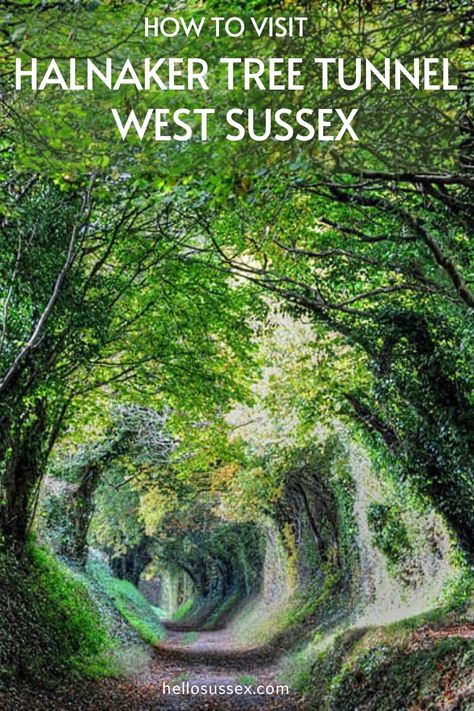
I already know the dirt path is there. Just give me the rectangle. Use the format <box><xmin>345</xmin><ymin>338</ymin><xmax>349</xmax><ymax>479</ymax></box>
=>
<box><xmin>0</xmin><ymin>626</ymin><xmax>301</xmax><ymax>710</ymax></box>
<box><xmin>2</xmin><ymin>622</ymin><xmax>473</xmax><ymax>709</ymax></box>
<box><xmin>139</xmin><ymin>626</ymin><xmax>298</xmax><ymax>707</ymax></box>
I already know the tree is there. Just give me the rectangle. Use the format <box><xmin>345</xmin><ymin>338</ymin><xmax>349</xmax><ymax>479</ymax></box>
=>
<box><xmin>184</xmin><ymin>1</ymin><xmax>474</xmax><ymax>554</ymax></box>
<box><xmin>0</xmin><ymin>174</ymin><xmax>255</xmax><ymax>549</ymax></box>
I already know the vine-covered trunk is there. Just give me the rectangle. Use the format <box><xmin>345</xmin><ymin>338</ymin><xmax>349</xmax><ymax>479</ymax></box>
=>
<box><xmin>63</xmin><ymin>464</ymin><xmax>101</xmax><ymax>565</ymax></box>
<box><xmin>1</xmin><ymin>400</ymin><xmax>47</xmax><ymax>548</ymax></box>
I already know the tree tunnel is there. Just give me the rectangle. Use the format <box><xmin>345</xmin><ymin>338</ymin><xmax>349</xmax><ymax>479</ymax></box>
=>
<box><xmin>41</xmin><ymin>420</ymin><xmax>360</xmax><ymax>635</ymax></box>
<box><xmin>136</xmin><ymin>518</ymin><xmax>265</xmax><ymax>629</ymax></box>
<box><xmin>97</xmin><ymin>441</ymin><xmax>358</xmax><ymax>633</ymax></box>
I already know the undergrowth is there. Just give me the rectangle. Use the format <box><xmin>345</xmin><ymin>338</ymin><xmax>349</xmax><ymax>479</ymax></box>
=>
<box><xmin>202</xmin><ymin>591</ymin><xmax>241</xmax><ymax>629</ymax></box>
<box><xmin>285</xmin><ymin>570</ymin><xmax>474</xmax><ymax>710</ymax></box>
<box><xmin>308</xmin><ymin>632</ymin><xmax>474</xmax><ymax>710</ymax></box>
<box><xmin>0</xmin><ymin>542</ymin><xmax>112</xmax><ymax>686</ymax></box>
<box><xmin>172</xmin><ymin>597</ymin><xmax>195</xmax><ymax>621</ymax></box>
<box><xmin>88</xmin><ymin>558</ymin><xmax>166</xmax><ymax>645</ymax></box>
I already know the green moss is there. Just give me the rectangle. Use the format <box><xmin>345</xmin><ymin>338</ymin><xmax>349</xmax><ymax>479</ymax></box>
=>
<box><xmin>440</xmin><ymin>566</ymin><xmax>474</xmax><ymax>612</ymax></box>
<box><xmin>0</xmin><ymin>543</ymin><xmax>112</xmax><ymax>685</ymax></box>
<box><xmin>281</xmin><ymin>569</ymin><xmax>340</xmax><ymax>629</ymax></box>
<box><xmin>28</xmin><ymin>545</ymin><xmax>113</xmax><ymax>675</ymax></box>
<box><xmin>240</xmin><ymin>569</ymin><xmax>340</xmax><ymax>648</ymax></box>
<box><xmin>202</xmin><ymin>591</ymin><xmax>241</xmax><ymax>630</ymax></box>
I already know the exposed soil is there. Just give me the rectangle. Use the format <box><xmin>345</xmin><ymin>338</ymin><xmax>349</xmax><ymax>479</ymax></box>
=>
<box><xmin>411</xmin><ymin>623</ymin><xmax>474</xmax><ymax>644</ymax></box>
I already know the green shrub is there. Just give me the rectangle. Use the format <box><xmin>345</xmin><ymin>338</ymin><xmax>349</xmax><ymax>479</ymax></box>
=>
<box><xmin>172</xmin><ymin>597</ymin><xmax>195</xmax><ymax>622</ymax></box>
<box><xmin>367</xmin><ymin>503</ymin><xmax>412</xmax><ymax>566</ymax></box>
<box><xmin>202</xmin><ymin>591</ymin><xmax>240</xmax><ymax>630</ymax></box>
<box><xmin>441</xmin><ymin>566</ymin><xmax>474</xmax><ymax>611</ymax></box>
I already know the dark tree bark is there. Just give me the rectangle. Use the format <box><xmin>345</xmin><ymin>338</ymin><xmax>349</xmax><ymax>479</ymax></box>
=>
<box><xmin>276</xmin><ymin>456</ymin><xmax>342</xmax><ymax>583</ymax></box>
<box><xmin>109</xmin><ymin>536</ymin><xmax>153</xmax><ymax>586</ymax></box>
<box><xmin>62</xmin><ymin>464</ymin><xmax>101</xmax><ymax>565</ymax></box>
<box><xmin>1</xmin><ymin>399</ymin><xmax>47</xmax><ymax>549</ymax></box>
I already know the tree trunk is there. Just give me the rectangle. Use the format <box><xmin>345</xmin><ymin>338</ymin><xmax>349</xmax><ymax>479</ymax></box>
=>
<box><xmin>1</xmin><ymin>400</ymin><xmax>47</xmax><ymax>549</ymax></box>
<box><xmin>63</xmin><ymin>464</ymin><xmax>101</xmax><ymax>565</ymax></box>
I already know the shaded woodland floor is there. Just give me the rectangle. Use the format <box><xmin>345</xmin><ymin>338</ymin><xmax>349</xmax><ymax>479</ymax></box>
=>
<box><xmin>2</xmin><ymin>620</ymin><xmax>474</xmax><ymax>710</ymax></box>
<box><xmin>0</xmin><ymin>625</ymin><xmax>302</xmax><ymax>710</ymax></box>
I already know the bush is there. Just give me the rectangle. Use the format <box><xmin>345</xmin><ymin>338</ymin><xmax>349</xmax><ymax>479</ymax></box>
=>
<box><xmin>172</xmin><ymin>597</ymin><xmax>195</xmax><ymax>622</ymax></box>
<box><xmin>441</xmin><ymin>565</ymin><xmax>474</xmax><ymax>611</ymax></box>
<box><xmin>367</xmin><ymin>503</ymin><xmax>412</xmax><ymax>566</ymax></box>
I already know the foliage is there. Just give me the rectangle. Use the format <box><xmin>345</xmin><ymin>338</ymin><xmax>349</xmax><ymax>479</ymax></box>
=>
<box><xmin>367</xmin><ymin>503</ymin><xmax>413</xmax><ymax>568</ymax></box>
<box><xmin>201</xmin><ymin>591</ymin><xmax>241</xmax><ymax>630</ymax></box>
<box><xmin>0</xmin><ymin>0</ymin><xmax>472</xmax><ymax>698</ymax></box>
<box><xmin>37</xmin><ymin>483</ymin><xmax>75</xmax><ymax>554</ymax></box>
<box><xmin>152</xmin><ymin>505</ymin><xmax>265</xmax><ymax>622</ymax></box>
<box><xmin>0</xmin><ymin>166</ymin><xmax>258</xmax><ymax>548</ymax></box>
<box><xmin>1</xmin><ymin>1</ymin><xmax>467</xmax><ymax>184</ymax></box>
<box><xmin>239</xmin><ymin>568</ymin><xmax>341</xmax><ymax>650</ymax></box>
<box><xmin>172</xmin><ymin>598</ymin><xmax>195</xmax><ymax>623</ymax></box>
<box><xmin>440</xmin><ymin>565</ymin><xmax>474</xmax><ymax>613</ymax></box>
<box><xmin>280</xmin><ymin>571</ymin><xmax>341</xmax><ymax>630</ymax></box>
<box><xmin>0</xmin><ymin>542</ymin><xmax>111</xmax><ymax>685</ymax></box>
<box><xmin>324</xmin><ymin>636</ymin><xmax>474</xmax><ymax>711</ymax></box>
<box><xmin>88</xmin><ymin>557</ymin><xmax>166</xmax><ymax>645</ymax></box>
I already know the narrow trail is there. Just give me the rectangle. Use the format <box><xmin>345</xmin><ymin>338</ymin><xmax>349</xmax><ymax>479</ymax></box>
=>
<box><xmin>144</xmin><ymin>625</ymin><xmax>299</xmax><ymax>708</ymax></box>
<box><xmin>155</xmin><ymin>625</ymin><xmax>276</xmax><ymax>667</ymax></box>
<box><xmin>4</xmin><ymin>620</ymin><xmax>473</xmax><ymax>709</ymax></box>
<box><xmin>0</xmin><ymin>624</ymin><xmax>302</xmax><ymax>710</ymax></box>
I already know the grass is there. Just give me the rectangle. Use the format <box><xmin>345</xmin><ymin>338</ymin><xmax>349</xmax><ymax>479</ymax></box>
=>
<box><xmin>0</xmin><ymin>542</ymin><xmax>113</xmax><ymax>686</ymax></box>
<box><xmin>235</xmin><ymin>674</ymin><xmax>258</xmax><ymax>686</ymax></box>
<box><xmin>88</xmin><ymin>559</ymin><xmax>166</xmax><ymax>645</ymax></box>
<box><xmin>172</xmin><ymin>597</ymin><xmax>195</xmax><ymax>622</ymax></box>
<box><xmin>171</xmin><ymin>672</ymin><xmax>190</xmax><ymax>683</ymax></box>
